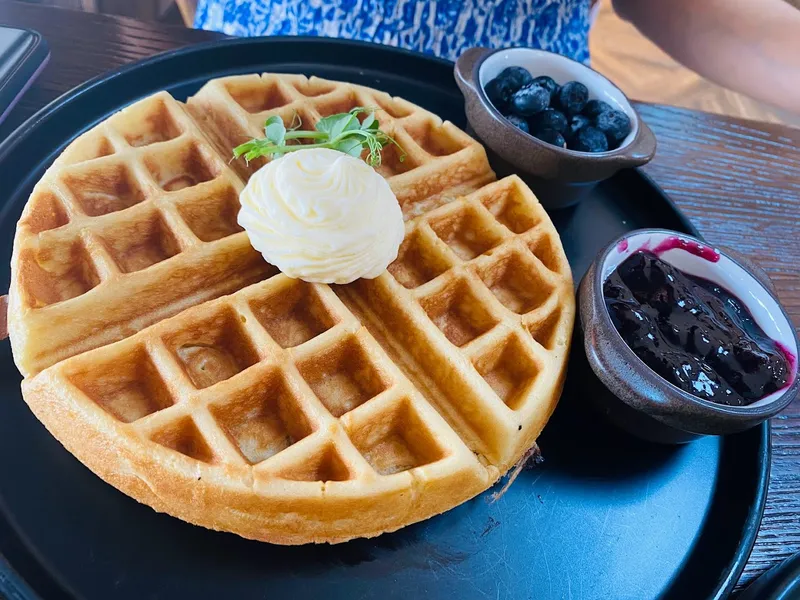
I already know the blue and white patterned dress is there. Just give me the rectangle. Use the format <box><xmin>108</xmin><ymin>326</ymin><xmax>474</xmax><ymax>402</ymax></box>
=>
<box><xmin>195</xmin><ymin>0</ymin><xmax>591</xmax><ymax>63</ymax></box>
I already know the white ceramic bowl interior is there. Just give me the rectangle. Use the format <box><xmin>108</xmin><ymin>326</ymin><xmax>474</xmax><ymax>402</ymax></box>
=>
<box><xmin>478</xmin><ymin>47</ymin><xmax>639</xmax><ymax>151</ymax></box>
<box><xmin>601</xmin><ymin>230</ymin><xmax>798</xmax><ymax>408</ymax></box>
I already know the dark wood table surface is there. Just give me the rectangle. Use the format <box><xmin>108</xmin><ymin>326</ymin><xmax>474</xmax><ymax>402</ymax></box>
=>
<box><xmin>1</xmin><ymin>0</ymin><xmax>799</xmax><ymax>594</ymax></box>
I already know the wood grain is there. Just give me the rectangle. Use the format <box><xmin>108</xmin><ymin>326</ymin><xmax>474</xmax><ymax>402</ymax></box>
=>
<box><xmin>1</xmin><ymin>0</ymin><xmax>799</xmax><ymax>592</ymax></box>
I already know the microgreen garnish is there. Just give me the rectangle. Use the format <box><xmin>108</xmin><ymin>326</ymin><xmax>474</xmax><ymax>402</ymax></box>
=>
<box><xmin>232</xmin><ymin>107</ymin><xmax>405</xmax><ymax>167</ymax></box>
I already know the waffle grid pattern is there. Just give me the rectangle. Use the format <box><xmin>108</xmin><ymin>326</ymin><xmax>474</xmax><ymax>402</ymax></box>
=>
<box><xmin>12</xmin><ymin>75</ymin><xmax>574</xmax><ymax>543</ymax></box>
<box><xmin>20</xmin><ymin>93</ymin><xmax>243</xmax><ymax>304</ymax></box>
<box><xmin>350</xmin><ymin>176</ymin><xmax>573</xmax><ymax>467</ymax></box>
<box><xmin>58</xmin><ymin>272</ymin><xmax>478</xmax><ymax>487</ymax></box>
<box><xmin>187</xmin><ymin>73</ymin><xmax>494</xmax><ymax>216</ymax></box>
<box><xmin>11</xmin><ymin>92</ymin><xmax>275</xmax><ymax>376</ymax></box>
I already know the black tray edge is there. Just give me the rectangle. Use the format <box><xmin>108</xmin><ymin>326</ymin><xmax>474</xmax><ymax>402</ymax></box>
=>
<box><xmin>0</xmin><ymin>37</ymin><xmax>772</xmax><ymax>600</ymax></box>
<box><xmin>0</xmin><ymin>552</ymin><xmax>42</xmax><ymax>600</ymax></box>
<box><xmin>719</xmin><ymin>426</ymin><xmax>771</xmax><ymax>598</ymax></box>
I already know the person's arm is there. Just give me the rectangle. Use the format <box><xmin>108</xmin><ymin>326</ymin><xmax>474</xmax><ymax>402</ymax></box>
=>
<box><xmin>611</xmin><ymin>0</ymin><xmax>800</xmax><ymax>113</ymax></box>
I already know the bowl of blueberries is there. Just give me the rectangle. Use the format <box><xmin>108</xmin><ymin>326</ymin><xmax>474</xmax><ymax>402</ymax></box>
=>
<box><xmin>455</xmin><ymin>46</ymin><xmax>657</xmax><ymax>209</ymax></box>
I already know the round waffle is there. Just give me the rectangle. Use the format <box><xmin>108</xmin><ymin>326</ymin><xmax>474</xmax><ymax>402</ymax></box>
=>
<box><xmin>8</xmin><ymin>74</ymin><xmax>574</xmax><ymax>544</ymax></box>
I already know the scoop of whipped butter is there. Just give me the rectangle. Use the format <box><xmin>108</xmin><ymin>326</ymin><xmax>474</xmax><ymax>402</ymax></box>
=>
<box><xmin>238</xmin><ymin>147</ymin><xmax>405</xmax><ymax>284</ymax></box>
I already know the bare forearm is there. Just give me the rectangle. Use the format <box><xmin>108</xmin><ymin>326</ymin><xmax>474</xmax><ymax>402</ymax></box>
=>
<box><xmin>612</xmin><ymin>0</ymin><xmax>800</xmax><ymax>113</ymax></box>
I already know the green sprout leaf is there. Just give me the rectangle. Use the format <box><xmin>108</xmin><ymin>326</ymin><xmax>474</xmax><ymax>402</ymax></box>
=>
<box><xmin>338</xmin><ymin>137</ymin><xmax>364</xmax><ymax>158</ymax></box>
<box><xmin>233</xmin><ymin>106</ymin><xmax>405</xmax><ymax>167</ymax></box>
<box><xmin>264</xmin><ymin>115</ymin><xmax>286</xmax><ymax>145</ymax></box>
<box><xmin>314</xmin><ymin>114</ymin><xmax>341</xmax><ymax>137</ymax></box>
<box><xmin>332</xmin><ymin>113</ymin><xmax>361</xmax><ymax>139</ymax></box>
<box><xmin>361</xmin><ymin>112</ymin><xmax>377</xmax><ymax>131</ymax></box>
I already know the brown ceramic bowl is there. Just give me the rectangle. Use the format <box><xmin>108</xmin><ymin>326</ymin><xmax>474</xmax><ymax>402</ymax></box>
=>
<box><xmin>579</xmin><ymin>229</ymin><xmax>799</xmax><ymax>444</ymax></box>
<box><xmin>455</xmin><ymin>47</ymin><xmax>657</xmax><ymax>210</ymax></box>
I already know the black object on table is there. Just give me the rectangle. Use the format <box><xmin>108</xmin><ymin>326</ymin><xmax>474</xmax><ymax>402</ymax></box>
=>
<box><xmin>0</xmin><ymin>25</ymin><xmax>47</xmax><ymax>125</ymax></box>
<box><xmin>0</xmin><ymin>38</ymin><xmax>769</xmax><ymax>600</ymax></box>
<box><xmin>740</xmin><ymin>552</ymin><xmax>800</xmax><ymax>600</ymax></box>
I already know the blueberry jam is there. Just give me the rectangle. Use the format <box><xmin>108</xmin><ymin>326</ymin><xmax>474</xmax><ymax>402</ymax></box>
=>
<box><xmin>603</xmin><ymin>251</ymin><xmax>791</xmax><ymax>406</ymax></box>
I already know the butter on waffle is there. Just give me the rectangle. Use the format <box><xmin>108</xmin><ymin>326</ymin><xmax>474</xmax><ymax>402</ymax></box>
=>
<box><xmin>9</xmin><ymin>74</ymin><xmax>574</xmax><ymax>544</ymax></box>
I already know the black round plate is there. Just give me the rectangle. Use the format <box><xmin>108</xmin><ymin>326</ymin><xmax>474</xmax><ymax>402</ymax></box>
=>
<box><xmin>0</xmin><ymin>38</ymin><xmax>769</xmax><ymax>600</ymax></box>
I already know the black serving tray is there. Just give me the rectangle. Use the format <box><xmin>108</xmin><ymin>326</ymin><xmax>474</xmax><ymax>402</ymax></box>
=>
<box><xmin>0</xmin><ymin>38</ymin><xmax>769</xmax><ymax>600</ymax></box>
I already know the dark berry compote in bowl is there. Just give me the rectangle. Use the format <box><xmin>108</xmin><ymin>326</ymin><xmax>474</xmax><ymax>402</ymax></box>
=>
<box><xmin>454</xmin><ymin>47</ymin><xmax>656</xmax><ymax>210</ymax></box>
<box><xmin>579</xmin><ymin>229</ymin><xmax>799</xmax><ymax>444</ymax></box>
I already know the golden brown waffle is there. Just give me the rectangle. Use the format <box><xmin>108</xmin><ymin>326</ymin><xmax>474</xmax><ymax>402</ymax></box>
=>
<box><xmin>345</xmin><ymin>176</ymin><xmax>573</xmax><ymax>470</ymax></box>
<box><xmin>9</xmin><ymin>74</ymin><xmax>574</xmax><ymax>544</ymax></box>
<box><xmin>187</xmin><ymin>73</ymin><xmax>495</xmax><ymax>218</ymax></box>
<box><xmin>9</xmin><ymin>92</ymin><xmax>272</xmax><ymax>376</ymax></box>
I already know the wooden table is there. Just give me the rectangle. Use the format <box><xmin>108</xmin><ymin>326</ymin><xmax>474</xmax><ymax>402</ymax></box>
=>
<box><xmin>1</xmin><ymin>0</ymin><xmax>798</xmax><ymax>593</ymax></box>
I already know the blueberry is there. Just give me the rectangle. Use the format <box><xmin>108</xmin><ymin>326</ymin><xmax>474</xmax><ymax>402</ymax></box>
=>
<box><xmin>556</xmin><ymin>81</ymin><xmax>589</xmax><ymax>116</ymax></box>
<box><xmin>505</xmin><ymin>114</ymin><xmax>530</xmax><ymax>134</ymax></box>
<box><xmin>532</xmin><ymin>75</ymin><xmax>559</xmax><ymax>101</ymax></box>
<box><xmin>596</xmin><ymin>109</ymin><xmax>632</xmax><ymax>145</ymax></box>
<box><xmin>484</xmin><ymin>77</ymin><xmax>513</xmax><ymax>112</ymax></box>
<box><xmin>583</xmin><ymin>99</ymin><xmax>613</xmax><ymax>119</ymax></box>
<box><xmin>566</xmin><ymin>114</ymin><xmax>591</xmax><ymax>142</ymax></box>
<box><xmin>498</xmin><ymin>66</ymin><xmax>534</xmax><ymax>94</ymax></box>
<box><xmin>528</xmin><ymin>108</ymin><xmax>567</xmax><ymax>134</ymax></box>
<box><xmin>533</xmin><ymin>128</ymin><xmax>567</xmax><ymax>148</ymax></box>
<box><xmin>510</xmin><ymin>84</ymin><xmax>550</xmax><ymax>117</ymax></box>
<box><xmin>569</xmin><ymin>125</ymin><xmax>609</xmax><ymax>152</ymax></box>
